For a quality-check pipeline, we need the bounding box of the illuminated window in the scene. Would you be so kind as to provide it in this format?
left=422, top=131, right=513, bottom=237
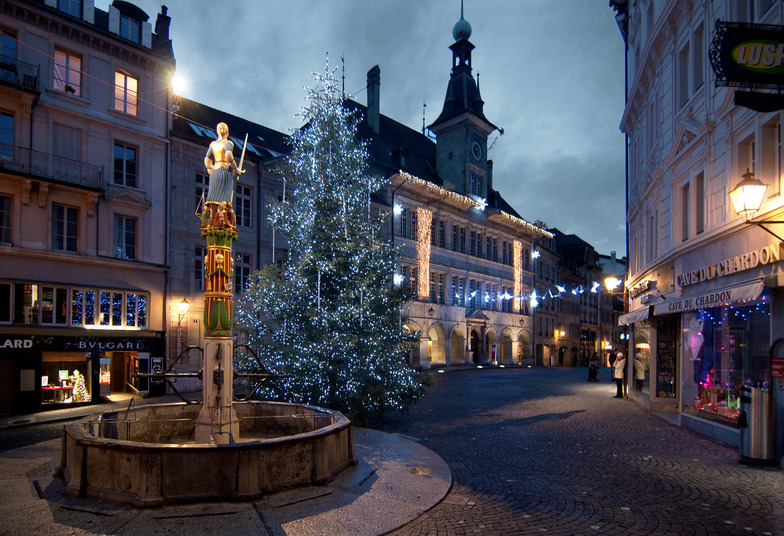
left=114, top=71, right=138, bottom=115
left=53, top=49, right=81, bottom=95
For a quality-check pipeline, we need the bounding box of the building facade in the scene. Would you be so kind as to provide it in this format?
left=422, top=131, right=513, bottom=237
left=0, top=0, right=174, bottom=414
left=612, top=0, right=783, bottom=460
left=356, top=14, right=552, bottom=369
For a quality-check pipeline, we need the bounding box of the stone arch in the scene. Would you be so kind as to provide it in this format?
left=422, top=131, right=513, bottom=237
left=427, top=323, right=447, bottom=366
left=500, top=329, right=513, bottom=365
left=517, top=329, right=531, bottom=366
left=450, top=325, right=466, bottom=365
left=403, top=322, right=421, bottom=367
left=485, top=328, right=498, bottom=364
left=470, top=328, right=481, bottom=364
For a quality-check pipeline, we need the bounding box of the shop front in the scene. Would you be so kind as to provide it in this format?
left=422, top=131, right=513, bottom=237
left=0, top=333, right=164, bottom=415
left=625, top=238, right=783, bottom=450
left=653, top=279, right=770, bottom=445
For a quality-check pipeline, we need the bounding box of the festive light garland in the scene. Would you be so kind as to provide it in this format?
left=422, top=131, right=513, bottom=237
left=416, top=208, right=433, bottom=300
left=513, top=240, right=523, bottom=312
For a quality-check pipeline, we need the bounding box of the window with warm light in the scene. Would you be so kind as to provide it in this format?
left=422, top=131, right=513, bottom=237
left=54, top=49, right=81, bottom=95
left=114, top=71, right=138, bottom=115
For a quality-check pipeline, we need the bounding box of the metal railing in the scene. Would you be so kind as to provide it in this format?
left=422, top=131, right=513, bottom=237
left=0, top=56, right=39, bottom=92
left=0, top=143, right=104, bottom=189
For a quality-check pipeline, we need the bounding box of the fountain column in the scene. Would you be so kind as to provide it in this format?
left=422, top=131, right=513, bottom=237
left=195, top=203, right=240, bottom=444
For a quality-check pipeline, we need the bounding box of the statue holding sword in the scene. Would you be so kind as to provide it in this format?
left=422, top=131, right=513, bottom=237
left=202, top=122, right=247, bottom=222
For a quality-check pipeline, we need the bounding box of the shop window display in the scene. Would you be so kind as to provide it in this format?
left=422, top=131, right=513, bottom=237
left=632, top=323, right=651, bottom=393
left=41, top=352, right=91, bottom=404
left=655, top=316, right=677, bottom=398
left=682, top=296, right=770, bottom=425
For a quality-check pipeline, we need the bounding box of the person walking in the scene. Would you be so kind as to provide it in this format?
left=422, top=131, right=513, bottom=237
left=613, top=352, right=626, bottom=398
left=588, top=352, right=599, bottom=382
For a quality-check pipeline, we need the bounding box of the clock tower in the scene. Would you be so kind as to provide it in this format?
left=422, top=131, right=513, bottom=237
left=428, top=4, right=499, bottom=199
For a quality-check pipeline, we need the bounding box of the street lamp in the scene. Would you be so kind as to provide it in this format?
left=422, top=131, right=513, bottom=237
left=729, top=169, right=784, bottom=241
left=177, top=297, right=190, bottom=325
left=594, top=276, right=624, bottom=364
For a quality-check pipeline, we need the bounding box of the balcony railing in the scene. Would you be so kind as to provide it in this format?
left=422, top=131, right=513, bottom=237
left=0, top=56, right=40, bottom=92
left=0, top=144, right=104, bottom=190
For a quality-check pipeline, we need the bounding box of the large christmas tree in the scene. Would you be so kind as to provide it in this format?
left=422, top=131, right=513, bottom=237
left=235, top=65, right=422, bottom=424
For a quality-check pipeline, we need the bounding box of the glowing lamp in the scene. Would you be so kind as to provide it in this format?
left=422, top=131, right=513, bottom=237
left=604, top=277, right=621, bottom=291
left=729, top=169, right=767, bottom=222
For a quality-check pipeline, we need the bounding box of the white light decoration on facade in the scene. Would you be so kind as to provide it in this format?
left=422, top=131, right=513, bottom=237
left=393, top=203, right=403, bottom=215
left=497, top=212, right=554, bottom=238
left=513, top=240, right=523, bottom=312
left=416, top=207, right=433, bottom=300
left=591, top=281, right=600, bottom=293
left=393, top=273, right=404, bottom=286
left=397, top=171, right=482, bottom=208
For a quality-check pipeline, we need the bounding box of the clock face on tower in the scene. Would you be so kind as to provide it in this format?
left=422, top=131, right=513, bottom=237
left=471, top=140, right=483, bottom=162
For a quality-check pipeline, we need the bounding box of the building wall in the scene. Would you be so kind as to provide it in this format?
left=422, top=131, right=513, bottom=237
left=0, top=0, right=173, bottom=413
left=618, top=0, right=784, bottom=455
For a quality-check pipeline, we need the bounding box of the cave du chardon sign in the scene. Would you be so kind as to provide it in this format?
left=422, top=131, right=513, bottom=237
left=654, top=243, right=782, bottom=316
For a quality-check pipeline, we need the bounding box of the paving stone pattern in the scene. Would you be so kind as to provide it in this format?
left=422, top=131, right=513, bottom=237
left=373, top=367, right=783, bottom=536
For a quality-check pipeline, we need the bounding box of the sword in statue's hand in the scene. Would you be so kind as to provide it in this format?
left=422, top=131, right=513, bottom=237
left=236, top=133, right=248, bottom=177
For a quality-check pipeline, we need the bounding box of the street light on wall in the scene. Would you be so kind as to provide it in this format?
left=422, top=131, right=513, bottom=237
left=177, top=298, right=190, bottom=325
left=729, top=169, right=784, bottom=241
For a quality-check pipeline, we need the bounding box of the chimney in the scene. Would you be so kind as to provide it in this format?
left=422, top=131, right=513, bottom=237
left=155, top=5, right=171, bottom=41
left=367, top=65, right=380, bottom=134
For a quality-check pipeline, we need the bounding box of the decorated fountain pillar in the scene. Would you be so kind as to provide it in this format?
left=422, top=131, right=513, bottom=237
left=194, top=122, right=245, bottom=444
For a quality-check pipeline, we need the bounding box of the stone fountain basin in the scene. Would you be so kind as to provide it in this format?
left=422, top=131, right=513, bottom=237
left=59, top=401, right=356, bottom=508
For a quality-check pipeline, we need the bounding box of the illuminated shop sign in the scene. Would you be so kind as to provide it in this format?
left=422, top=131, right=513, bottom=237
left=711, top=21, right=784, bottom=89
left=0, top=338, right=33, bottom=349
left=629, top=280, right=652, bottom=299
left=654, top=280, right=763, bottom=316
left=676, top=243, right=782, bottom=288
left=76, top=340, right=146, bottom=351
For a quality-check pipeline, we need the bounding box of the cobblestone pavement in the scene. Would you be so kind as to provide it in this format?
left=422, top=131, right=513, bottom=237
left=372, top=367, right=783, bottom=536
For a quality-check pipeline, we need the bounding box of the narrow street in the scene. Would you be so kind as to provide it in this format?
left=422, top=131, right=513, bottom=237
left=374, top=367, right=782, bottom=536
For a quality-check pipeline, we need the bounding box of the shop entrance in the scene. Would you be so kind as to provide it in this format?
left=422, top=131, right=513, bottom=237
left=100, top=351, right=150, bottom=399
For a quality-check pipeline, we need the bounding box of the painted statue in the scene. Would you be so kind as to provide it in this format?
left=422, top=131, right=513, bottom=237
left=203, top=122, right=244, bottom=220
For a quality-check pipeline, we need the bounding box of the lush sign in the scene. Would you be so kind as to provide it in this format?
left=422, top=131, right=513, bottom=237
left=711, top=21, right=784, bottom=89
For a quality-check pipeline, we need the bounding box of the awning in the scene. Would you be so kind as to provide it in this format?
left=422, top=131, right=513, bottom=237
left=618, top=307, right=650, bottom=326
left=653, top=279, right=764, bottom=316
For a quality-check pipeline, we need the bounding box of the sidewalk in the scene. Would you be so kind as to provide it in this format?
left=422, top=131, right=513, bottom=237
left=0, top=396, right=452, bottom=536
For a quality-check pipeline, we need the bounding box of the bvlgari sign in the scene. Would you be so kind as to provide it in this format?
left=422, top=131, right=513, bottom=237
left=710, top=21, right=784, bottom=89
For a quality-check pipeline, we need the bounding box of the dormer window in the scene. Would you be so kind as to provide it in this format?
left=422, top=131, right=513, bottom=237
left=108, top=2, right=152, bottom=48
left=58, top=0, right=80, bottom=18
left=120, top=15, right=140, bottom=43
